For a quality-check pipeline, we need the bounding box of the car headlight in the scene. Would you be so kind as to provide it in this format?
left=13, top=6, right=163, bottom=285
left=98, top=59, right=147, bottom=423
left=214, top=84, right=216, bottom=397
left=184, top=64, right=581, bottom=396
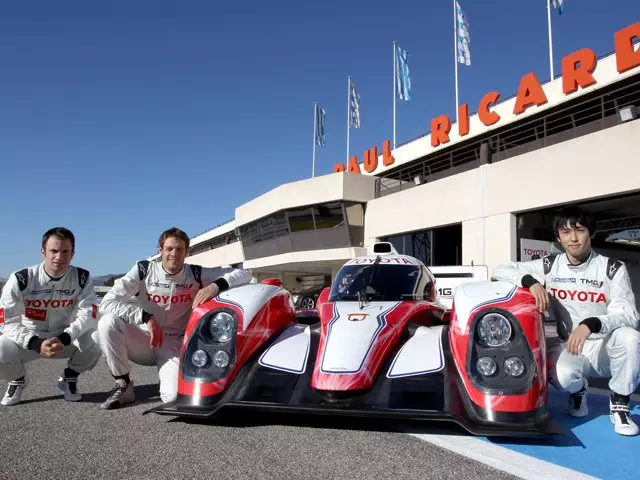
left=504, top=356, right=525, bottom=377
left=477, top=313, right=512, bottom=347
left=208, top=311, right=235, bottom=343
left=191, top=349, right=209, bottom=368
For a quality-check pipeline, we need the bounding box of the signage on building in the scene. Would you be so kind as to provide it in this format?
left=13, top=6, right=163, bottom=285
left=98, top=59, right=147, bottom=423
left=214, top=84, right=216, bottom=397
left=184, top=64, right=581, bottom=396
left=520, top=238, right=556, bottom=261
left=333, top=22, right=640, bottom=175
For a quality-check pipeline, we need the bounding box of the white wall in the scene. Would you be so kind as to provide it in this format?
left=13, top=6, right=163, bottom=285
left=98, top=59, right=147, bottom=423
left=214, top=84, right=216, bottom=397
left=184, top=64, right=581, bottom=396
left=186, top=241, right=244, bottom=268
left=235, top=172, right=376, bottom=227
left=365, top=119, right=640, bottom=273
left=243, top=247, right=367, bottom=271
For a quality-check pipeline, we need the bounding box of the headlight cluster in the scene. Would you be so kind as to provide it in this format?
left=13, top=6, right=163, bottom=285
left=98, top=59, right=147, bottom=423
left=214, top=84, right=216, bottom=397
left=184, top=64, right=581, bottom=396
left=477, top=313, right=511, bottom=347
left=476, top=356, right=525, bottom=378
left=182, top=309, right=237, bottom=381
left=469, top=309, right=534, bottom=394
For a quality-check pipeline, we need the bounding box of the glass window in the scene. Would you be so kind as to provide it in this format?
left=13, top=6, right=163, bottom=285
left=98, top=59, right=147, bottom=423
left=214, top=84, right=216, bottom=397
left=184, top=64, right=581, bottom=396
left=382, top=230, right=432, bottom=266
left=313, top=203, right=344, bottom=229
left=288, top=208, right=314, bottom=232
left=329, top=264, right=422, bottom=302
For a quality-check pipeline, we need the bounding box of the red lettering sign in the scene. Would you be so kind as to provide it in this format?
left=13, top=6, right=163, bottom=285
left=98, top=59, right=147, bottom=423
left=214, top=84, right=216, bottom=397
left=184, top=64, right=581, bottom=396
left=562, top=48, right=597, bottom=95
left=479, top=91, right=501, bottom=126
left=615, top=22, right=640, bottom=74
left=0, top=308, right=4, bottom=324
left=328, top=22, right=638, bottom=175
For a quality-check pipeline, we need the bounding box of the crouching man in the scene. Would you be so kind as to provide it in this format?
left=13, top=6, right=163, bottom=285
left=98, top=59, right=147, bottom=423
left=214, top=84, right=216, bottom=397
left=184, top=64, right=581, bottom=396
left=492, top=206, right=640, bottom=436
left=0, top=227, right=101, bottom=406
left=98, top=227, right=252, bottom=409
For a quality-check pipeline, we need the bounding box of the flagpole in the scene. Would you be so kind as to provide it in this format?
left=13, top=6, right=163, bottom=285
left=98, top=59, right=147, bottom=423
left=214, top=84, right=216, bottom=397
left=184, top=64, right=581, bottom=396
left=547, top=0, right=555, bottom=80
left=312, top=102, right=317, bottom=178
left=346, top=76, right=351, bottom=163
left=453, top=0, right=459, bottom=124
left=393, top=41, right=397, bottom=149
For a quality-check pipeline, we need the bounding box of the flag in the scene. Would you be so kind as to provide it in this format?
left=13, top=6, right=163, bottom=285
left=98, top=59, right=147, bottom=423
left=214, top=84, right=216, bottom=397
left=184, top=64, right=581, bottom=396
left=456, top=1, right=471, bottom=66
left=395, top=44, right=411, bottom=101
left=551, top=0, right=564, bottom=14
left=314, top=104, right=326, bottom=147
left=349, top=79, right=360, bottom=128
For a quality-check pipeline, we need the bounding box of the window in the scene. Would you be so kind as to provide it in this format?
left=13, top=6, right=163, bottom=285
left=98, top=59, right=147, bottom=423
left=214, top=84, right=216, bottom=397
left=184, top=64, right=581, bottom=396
left=288, top=207, right=314, bottom=232
left=329, top=264, right=422, bottom=302
left=312, top=203, right=344, bottom=229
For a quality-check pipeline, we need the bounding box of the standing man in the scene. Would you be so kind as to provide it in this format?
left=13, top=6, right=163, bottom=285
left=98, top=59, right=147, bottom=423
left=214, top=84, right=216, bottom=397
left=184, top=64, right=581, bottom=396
left=0, top=227, right=101, bottom=406
left=492, top=206, right=640, bottom=436
left=98, top=227, right=252, bottom=409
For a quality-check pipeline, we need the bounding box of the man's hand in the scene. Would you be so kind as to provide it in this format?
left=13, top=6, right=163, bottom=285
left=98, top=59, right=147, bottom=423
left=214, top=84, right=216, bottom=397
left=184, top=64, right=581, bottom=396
left=566, top=324, right=591, bottom=355
left=40, top=338, right=64, bottom=358
left=147, top=317, right=163, bottom=349
left=192, top=283, right=220, bottom=308
left=529, top=283, right=549, bottom=313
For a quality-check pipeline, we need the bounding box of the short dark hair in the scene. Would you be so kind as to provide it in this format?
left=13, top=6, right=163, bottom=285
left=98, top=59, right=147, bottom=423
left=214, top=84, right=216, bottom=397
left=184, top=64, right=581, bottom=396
left=552, top=206, right=595, bottom=237
left=158, top=227, right=190, bottom=250
left=42, top=227, right=75, bottom=252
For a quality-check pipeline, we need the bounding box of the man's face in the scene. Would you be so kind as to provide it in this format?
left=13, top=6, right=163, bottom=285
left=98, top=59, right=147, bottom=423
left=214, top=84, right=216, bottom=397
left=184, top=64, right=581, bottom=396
left=557, top=222, right=591, bottom=259
left=41, top=236, right=74, bottom=277
left=159, top=236, right=187, bottom=273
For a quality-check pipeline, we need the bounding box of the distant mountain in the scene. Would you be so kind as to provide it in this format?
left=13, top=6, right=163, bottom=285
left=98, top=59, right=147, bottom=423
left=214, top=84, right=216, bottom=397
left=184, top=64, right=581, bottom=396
left=92, top=274, right=125, bottom=286
left=0, top=274, right=124, bottom=287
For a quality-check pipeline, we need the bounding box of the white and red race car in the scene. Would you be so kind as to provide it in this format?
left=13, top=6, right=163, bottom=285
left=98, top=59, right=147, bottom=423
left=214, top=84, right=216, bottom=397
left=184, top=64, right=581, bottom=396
left=149, top=243, right=562, bottom=437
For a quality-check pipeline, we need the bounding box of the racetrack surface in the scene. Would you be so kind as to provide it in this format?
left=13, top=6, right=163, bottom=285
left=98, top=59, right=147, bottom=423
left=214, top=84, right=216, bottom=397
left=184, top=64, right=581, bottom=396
left=0, top=359, right=518, bottom=480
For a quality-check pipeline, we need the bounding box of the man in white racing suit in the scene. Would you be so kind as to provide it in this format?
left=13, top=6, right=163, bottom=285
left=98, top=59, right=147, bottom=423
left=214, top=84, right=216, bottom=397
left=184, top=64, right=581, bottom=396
left=492, top=206, right=640, bottom=436
left=0, top=227, right=101, bottom=406
left=98, top=227, right=252, bottom=409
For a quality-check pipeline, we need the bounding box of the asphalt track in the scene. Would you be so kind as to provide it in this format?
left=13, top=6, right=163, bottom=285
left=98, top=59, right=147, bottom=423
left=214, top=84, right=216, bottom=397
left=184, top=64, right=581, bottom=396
left=0, top=359, right=517, bottom=480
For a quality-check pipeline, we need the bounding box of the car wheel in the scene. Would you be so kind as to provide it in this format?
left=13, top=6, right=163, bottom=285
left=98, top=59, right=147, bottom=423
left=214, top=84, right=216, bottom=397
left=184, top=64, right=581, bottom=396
left=300, top=296, right=316, bottom=309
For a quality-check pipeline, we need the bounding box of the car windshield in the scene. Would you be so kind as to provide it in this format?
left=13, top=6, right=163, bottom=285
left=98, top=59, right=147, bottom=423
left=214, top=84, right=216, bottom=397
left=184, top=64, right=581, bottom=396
left=329, top=264, right=421, bottom=302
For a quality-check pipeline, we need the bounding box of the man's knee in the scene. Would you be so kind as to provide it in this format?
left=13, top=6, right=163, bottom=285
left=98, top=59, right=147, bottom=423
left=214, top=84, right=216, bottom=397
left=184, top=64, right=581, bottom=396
left=553, top=351, right=586, bottom=393
left=610, top=327, right=640, bottom=354
left=0, top=337, right=23, bottom=364
left=97, top=313, right=123, bottom=337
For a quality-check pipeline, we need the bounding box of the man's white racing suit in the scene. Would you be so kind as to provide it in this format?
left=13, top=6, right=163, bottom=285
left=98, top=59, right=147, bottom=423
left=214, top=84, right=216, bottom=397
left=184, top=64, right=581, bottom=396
left=0, top=263, right=101, bottom=380
left=492, top=251, right=640, bottom=396
left=98, top=260, right=253, bottom=402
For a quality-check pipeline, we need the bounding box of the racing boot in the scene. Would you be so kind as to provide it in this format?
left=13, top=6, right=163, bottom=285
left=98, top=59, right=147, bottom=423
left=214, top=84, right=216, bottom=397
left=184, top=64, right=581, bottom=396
left=101, top=379, right=135, bottom=409
left=568, top=379, right=588, bottom=417
left=610, top=393, right=639, bottom=436
left=1, top=377, right=26, bottom=406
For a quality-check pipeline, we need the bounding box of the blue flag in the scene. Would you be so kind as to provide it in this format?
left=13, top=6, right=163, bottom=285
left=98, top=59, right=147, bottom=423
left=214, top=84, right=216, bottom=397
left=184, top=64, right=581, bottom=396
left=349, top=80, right=361, bottom=129
left=551, top=0, right=564, bottom=14
left=315, top=104, right=326, bottom=147
left=456, top=1, right=471, bottom=66
left=395, top=44, right=411, bottom=102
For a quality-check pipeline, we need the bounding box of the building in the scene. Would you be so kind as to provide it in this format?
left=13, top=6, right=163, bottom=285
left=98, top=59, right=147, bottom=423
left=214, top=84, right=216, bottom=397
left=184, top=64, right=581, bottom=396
left=173, top=22, right=640, bottom=301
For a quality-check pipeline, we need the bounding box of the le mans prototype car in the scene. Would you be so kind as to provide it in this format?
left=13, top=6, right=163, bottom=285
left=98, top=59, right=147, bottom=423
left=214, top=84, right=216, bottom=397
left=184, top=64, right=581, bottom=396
left=149, top=243, right=563, bottom=437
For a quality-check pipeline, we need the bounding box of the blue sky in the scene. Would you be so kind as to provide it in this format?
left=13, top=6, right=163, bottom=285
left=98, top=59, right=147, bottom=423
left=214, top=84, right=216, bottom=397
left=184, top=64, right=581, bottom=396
left=0, top=0, right=638, bottom=278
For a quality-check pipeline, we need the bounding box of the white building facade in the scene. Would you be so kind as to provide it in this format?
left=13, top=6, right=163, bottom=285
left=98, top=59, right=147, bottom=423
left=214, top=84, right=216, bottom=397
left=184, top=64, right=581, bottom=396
left=182, top=23, right=640, bottom=298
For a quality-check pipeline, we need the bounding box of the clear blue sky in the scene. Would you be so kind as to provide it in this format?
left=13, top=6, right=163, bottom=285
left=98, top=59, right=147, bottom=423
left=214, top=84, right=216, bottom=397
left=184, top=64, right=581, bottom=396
left=1, top=0, right=638, bottom=278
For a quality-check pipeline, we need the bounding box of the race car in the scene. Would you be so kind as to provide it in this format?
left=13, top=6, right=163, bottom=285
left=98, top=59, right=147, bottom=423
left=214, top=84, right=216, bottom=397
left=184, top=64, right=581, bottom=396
left=148, top=242, right=563, bottom=437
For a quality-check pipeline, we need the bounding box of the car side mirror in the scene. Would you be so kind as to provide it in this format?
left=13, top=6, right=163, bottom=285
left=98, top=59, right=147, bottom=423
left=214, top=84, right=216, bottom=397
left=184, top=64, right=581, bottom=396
left=317, top=287, right=331, bottom=307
